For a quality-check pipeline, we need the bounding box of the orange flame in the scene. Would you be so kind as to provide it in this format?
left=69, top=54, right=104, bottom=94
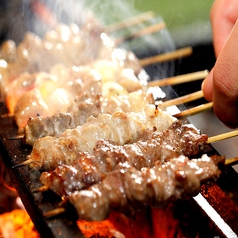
left=77, top=205, right=181, bottom=238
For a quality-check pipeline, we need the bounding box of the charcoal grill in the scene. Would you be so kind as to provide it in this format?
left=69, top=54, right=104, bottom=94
left=1, top=2, right=238, bottom=236
left=1, top=103, right=238, bottom=238
left=1, top=43, right=238, bottom=237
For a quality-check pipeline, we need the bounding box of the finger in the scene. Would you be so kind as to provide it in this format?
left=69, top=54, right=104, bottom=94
left=202, top=68, right=213, bottom=102
left=212, top=21, right=238, bottom=128
left=210, top=0, right=238, bottom=57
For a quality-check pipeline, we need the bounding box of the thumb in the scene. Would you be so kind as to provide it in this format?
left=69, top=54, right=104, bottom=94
left=202, top=68, right=213, bottom=101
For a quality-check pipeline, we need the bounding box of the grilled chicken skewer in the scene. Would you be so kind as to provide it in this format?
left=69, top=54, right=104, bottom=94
left=16, top=79, right=207, bottom=146
left=24, top=90, right=155, bottom=145
left=26, top=107, right=175, bottom=170
left=7, top=65, right=103, bottom=129
left=71, top=155, right=224, bottom=221
left=44, top=154, right=224, bottom=221
left=19, top=86, right=205, bottom=145
left=26, top=120, right=207, bottom=172
left=8, top=86, right=207, bottom=146
left=4, top=51, right=145, bottom=130
left=0, top=21, right=114, bottom=88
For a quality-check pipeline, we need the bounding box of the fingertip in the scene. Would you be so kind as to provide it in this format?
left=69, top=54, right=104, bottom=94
left=202, top=69, right=213, bottom=101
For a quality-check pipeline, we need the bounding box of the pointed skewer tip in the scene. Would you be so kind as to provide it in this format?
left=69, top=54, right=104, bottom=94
left=43, top=207, right=66, bottom=218
left=12, top=159, right=34, bottom=168
left=8, top=134, right=25, bottom=140
left=32, top=185, right=49, bottom=193
left=225, top=157, right=238, bottom=166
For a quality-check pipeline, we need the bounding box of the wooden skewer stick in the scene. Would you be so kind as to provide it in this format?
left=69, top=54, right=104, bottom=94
left=174, top=102, right=213, bottom=119
left=140, top=47, right=193, bottom=67
left=115, top=21, right=166, bottom=45
left=43, top=207, right=66, bottom=218
left=148, top=70, right=208, bottom=87
left=106, top=11, right=155, bottom=33
left=0, top=113, right=13, bottom=118
left=8, top=134, right=24, bottom=140
left=12, top=159, right=34, bottom=168
left=33, top=185, right=49, bottom=193
left=225, top=157, right=238, bottom=166
left=162, top=90, right=204, bottom=108
left=207, top=130, right=238, bottom=144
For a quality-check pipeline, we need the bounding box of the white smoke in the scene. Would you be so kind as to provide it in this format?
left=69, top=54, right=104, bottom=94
left=3, top=0, right=178, bottom=92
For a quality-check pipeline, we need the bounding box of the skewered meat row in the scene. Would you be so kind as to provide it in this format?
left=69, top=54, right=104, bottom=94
left=6, top=55, right=144, bottom=117
left=69, top=155, right=224, bottom=221
left=6, top=56, right=147, bottom=130
left=7, top=64, right=103, bottom=114
left=39, top=120, right=208, bottom=196
left=1, top=20, right=148, bottom=130
left=25, top=90, right=155, bottom=145
left=6, top=65, right=102, bottom=128
left=0, top=22, right=114, bottom=90
left=27, top=106, right=176, bottom=170
left=0, top=10, right=143, bottom=93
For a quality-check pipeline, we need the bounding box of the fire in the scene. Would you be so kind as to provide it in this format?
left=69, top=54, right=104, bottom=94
left=0, top=209, right=39, bottom=238
left=77, top=205, right=181, bottom=238
left=0, top=206, right=181, bottom=237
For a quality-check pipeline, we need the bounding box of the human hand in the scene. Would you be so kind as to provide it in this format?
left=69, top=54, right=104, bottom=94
left=202, top=0, right=238, bottom=128
left=210, top=0, right=238, bottom=57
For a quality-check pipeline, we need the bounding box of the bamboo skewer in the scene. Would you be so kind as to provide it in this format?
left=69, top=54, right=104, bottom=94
left=148, top=70, right=208, bottom=87
left=174, top=102, right=213, bottom=119
left=162, top=90, right=204, bottom=107
left=207, top=130, right=238, bottom=144
left=225, top=157, right=238, bottom=166
left=12, top=159, right=34, bottom=168
left=8, top=134, right=24, bottom=140
left=43, top=207, right=66, bottom=218
left=115, top=21, right=166, bottom=45
left=33, top=185, right=49, bottom=193
left=140, top=46, right=193, bottom=67
left=106, top=11, right=155, bottom=33
left=0, top=113, right=13, bottom=118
